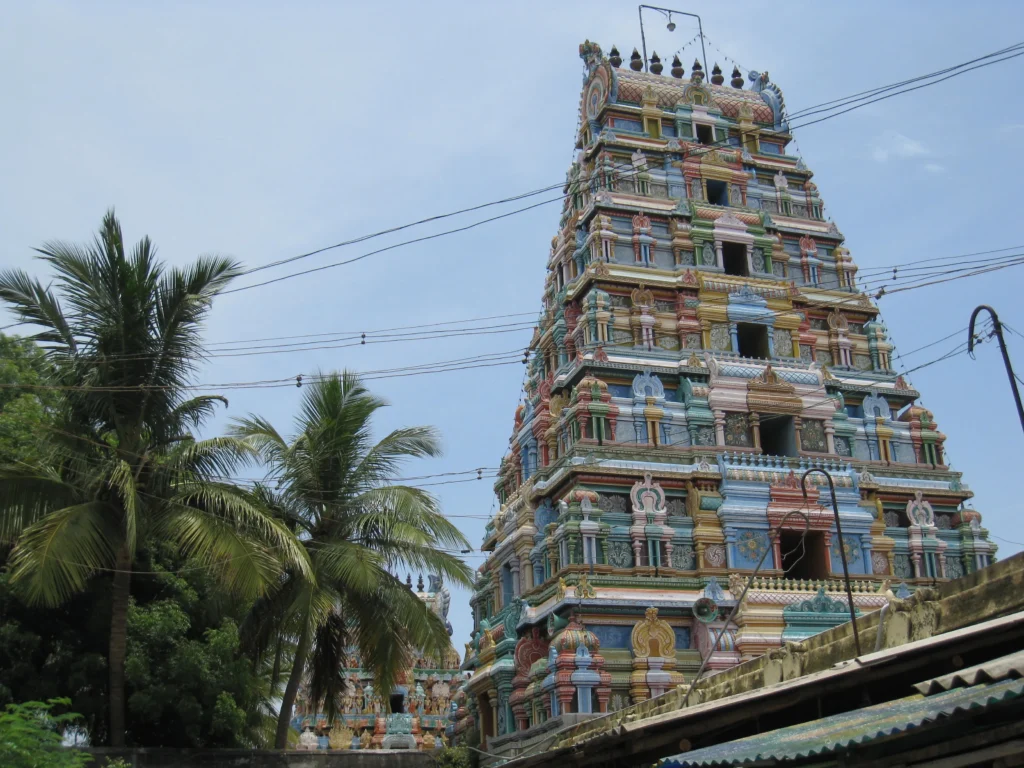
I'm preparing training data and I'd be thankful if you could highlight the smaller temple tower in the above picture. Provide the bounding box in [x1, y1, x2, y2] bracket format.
[292, 573, 464, 751]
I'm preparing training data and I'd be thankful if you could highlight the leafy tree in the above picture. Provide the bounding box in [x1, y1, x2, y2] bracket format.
[120, 542, 282, 747]
[0, 211, 310, 746]
[0, 570, 110, 742]
[231, 372, 474, 748]
[0, 540, 285, 748]
[0, 334, 56, 467]
[0, 698, 92, 768]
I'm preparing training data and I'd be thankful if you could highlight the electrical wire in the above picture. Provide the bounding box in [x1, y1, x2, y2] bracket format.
[0, 348, 528, 392]
[786, 42, 1024, 120]
[8, 243, 1015, 366]
[205, 310, 539, 347]
[1, 263, 1008, 392]
[208, 42, 1024, 295]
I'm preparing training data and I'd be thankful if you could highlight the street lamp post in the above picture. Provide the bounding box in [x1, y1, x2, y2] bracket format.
[801, 468, 863, 657]
[968, 305, 1024, 436]
[637, 5, 709, 76]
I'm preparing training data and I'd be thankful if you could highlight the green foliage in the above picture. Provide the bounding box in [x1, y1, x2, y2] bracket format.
[232, 372, 475, 746]
[0, 698, 92, 768]
[124, 600, 265, 746]
[0, 541, 280, 748]
[0, 211, 311, 745]
[433, 745, 472, 768]
[0, 571, 110, 741]
[0, 334, 56, 467]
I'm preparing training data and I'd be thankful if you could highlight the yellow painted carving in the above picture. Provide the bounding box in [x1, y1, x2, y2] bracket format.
[630, 606, 676, 659]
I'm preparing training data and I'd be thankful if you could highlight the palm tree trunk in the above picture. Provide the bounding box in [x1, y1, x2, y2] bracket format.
[275, 622, 312, 749]
[108, 543, 132, 746]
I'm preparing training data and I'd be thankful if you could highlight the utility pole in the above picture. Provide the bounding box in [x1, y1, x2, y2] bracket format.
[968, 305, 1024, 436]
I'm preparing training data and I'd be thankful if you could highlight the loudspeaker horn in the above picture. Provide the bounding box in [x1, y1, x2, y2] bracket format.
[692, 597, 719, 624]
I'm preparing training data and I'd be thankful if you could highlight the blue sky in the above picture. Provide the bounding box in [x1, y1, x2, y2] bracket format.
[3, 1, 1024, 649]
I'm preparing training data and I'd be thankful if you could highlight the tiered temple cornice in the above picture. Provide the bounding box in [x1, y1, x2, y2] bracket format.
[453, 39, 996, 753]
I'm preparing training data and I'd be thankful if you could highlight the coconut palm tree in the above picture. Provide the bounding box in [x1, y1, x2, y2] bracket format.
[0, 210, 310, 746]
[231, 372, 473, 748]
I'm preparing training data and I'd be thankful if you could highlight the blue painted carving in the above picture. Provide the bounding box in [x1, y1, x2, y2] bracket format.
[893, 553, 913, 579]
[608, 383, 632, 398]
[535, 499, 557, 530]
[671, 543, 695, 569]
[590, 624, 632, 649]
[784, 587, 855, 615]
[862, 389, 892, 421]
[781, 587, 859, 642]
[830, 535, 865, 575]
[703, 576, 727, 602]
[734, 529, 771, 568]
[748, 70, 790, 132]
[632, 368, 666, 400]
[727, 285, 774, 328]
[673, 627, 692, 650]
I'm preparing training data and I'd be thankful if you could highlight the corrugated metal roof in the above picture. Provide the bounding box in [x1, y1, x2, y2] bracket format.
[913, 649, 1024, 695]
[658, 678, 1024, 768]
[503, 611, 1024, 768]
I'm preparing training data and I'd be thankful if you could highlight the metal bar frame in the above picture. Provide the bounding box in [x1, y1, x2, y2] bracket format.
[638, 5, 709, 76]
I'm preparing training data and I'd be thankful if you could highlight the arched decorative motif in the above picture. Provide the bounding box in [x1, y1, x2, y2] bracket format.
[906, 491, 935, 527]
[629, 474, 674, 568]
[630, 607, 676, 659]
[632, 368, 665, 400]
[510, 628, 549, 730]
[862, 390, 891, 420]
[827, 310, 849, 331]
[629, 607, 684, 702]
[630, 473, 666, 514]
[681, 82, 711, 106]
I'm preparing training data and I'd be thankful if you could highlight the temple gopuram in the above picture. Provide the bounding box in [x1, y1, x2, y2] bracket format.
[293, 574, 464, 751]
[452, 42, 996, 752]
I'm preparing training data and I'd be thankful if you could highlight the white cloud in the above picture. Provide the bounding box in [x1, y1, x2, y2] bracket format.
[1000, 123, 1024, 134]
[872, 130, 929, 162]
[923, 163, 946, 173]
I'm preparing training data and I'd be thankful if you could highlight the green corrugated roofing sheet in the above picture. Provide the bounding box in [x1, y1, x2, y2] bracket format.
[658, 678, 1024, 767]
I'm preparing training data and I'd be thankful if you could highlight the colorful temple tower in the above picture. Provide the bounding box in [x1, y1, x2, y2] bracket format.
[293, 573, 464, 751]
[455, 42, 997, 750]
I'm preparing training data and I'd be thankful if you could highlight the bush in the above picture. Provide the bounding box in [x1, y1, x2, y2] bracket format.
[0, 698, 92, 768]
[433, 745, 472, 768]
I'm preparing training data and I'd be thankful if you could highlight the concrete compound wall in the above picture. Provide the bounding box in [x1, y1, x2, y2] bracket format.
[82, 748, 438, 768]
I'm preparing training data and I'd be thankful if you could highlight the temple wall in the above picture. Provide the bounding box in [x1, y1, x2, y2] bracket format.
[82, 748, 437, 768]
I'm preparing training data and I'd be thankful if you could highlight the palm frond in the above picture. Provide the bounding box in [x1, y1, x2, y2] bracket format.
[108, 459, 139, 553]
[167, 394, 228, 431]
[346, 575, 452, 697]
[164, 483, 314, 585]
[228, 415, 290, 469]
[350, 426, 442, 487]
[0, 466, 80, 543]
[0, 269, 77, 350]
[8, 501, 117, 606]
[161, 503, 285, 603]
[311, 540, 385, 594]
[165, 435, 258, 480]
[305, 609, 351, 723]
